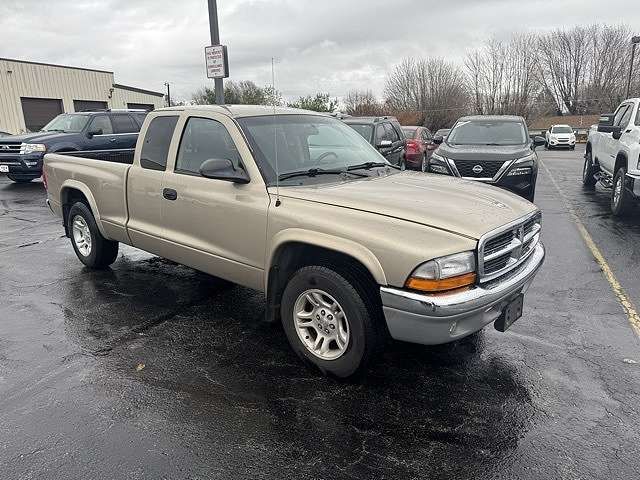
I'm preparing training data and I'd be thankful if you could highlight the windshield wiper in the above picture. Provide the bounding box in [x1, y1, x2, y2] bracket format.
[347, 161, 398, 171]
[278, 168, 367, 181]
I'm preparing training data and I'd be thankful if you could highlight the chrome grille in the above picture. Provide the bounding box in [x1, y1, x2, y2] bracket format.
[478, 211, 541, 282]
[0, 143, 21, 153]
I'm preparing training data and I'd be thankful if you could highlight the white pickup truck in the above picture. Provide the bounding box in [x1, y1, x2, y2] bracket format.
[583, 98, 640, 215]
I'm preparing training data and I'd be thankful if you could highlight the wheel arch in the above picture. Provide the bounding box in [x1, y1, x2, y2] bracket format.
[60, 180, 106, 237]
[614, 152, 628, 174]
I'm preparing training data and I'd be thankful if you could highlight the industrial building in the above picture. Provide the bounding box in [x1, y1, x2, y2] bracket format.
[0, 58, 166, 134]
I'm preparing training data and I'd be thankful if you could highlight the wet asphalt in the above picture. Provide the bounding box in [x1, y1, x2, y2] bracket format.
[1, 146, 639, 479]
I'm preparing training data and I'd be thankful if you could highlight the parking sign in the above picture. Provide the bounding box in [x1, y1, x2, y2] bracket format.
[205, 45, 229, 79]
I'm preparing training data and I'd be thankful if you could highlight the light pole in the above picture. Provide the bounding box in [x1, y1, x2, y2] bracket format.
[164, 82, 171, 107]
[207, 0, 225, 104]
[626, 36, 640, 98]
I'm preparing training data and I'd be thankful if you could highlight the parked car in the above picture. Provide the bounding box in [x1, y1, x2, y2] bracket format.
[0, 109, 148, 183]
[427, 115, 545, 201]
[545, 124, 576, 150]
[402, 126, 437, 171]
[44, 105, 545, 378]
[343, 116, 406, 167]
[433, 128, 451, 141]
[583, 98, 640, 216]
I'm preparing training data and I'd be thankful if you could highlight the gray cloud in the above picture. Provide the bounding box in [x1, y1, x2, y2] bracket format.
[1, 0, 639, 101]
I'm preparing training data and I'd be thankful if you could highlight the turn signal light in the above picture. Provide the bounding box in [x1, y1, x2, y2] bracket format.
[405, 272, 477, 293]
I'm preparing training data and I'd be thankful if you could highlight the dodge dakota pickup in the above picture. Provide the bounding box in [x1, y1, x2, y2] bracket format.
[44, 105, 545, 378]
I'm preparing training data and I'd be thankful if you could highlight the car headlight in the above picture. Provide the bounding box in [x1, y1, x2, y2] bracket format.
[429, 153, 451, 175]
[20, 143, 47, 155]
[405, 251, 476, 293]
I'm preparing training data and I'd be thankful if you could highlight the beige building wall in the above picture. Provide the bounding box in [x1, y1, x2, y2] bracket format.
[0, 58, 165, 134]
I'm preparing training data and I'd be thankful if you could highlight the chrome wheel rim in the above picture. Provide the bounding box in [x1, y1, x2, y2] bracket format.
[72, 215, 92, 257]
[614, 175, 623, 206]
[293, 289, 350, 361]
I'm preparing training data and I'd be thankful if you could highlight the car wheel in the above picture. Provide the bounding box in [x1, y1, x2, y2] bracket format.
[7, 175, 32, 183]
[421, 155, 428, 173]
[582, 150, 597, 190]
[68, 201, 119, 268]
[570, 146, 575, 150]
[611, 166, 633, 217]
[280, 265, 383, 379]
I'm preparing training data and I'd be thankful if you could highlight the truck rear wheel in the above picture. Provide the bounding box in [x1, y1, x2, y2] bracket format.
[68, 202, 119, 269]
[280, 265, 383, 379]
[611, 167, 634, 217]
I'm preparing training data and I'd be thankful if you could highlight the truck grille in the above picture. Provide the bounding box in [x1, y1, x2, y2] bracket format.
[478, 211, 542, 282]
[452, 159, 507, 179]
[0, 143, 21, 154]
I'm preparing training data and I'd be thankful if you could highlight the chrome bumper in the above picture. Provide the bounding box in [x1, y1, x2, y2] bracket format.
[380, 242, 545, 345]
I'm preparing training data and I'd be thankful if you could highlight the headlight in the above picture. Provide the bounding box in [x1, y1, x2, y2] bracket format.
[20, 143, 47, 155]
[514, 153, 535, 164]
[429, 153, 451, 175]
[405, 251, 476, 293]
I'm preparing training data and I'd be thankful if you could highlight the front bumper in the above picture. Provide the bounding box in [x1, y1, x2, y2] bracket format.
[0, 153, 44, 178]
[549, 139, 575, 147]
[380, 242, 545, 345]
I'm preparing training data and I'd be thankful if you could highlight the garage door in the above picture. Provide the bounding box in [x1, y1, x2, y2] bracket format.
[21, 97, 63, 132]
[73, 100, 108, 112]
[127, 103, 155, 111]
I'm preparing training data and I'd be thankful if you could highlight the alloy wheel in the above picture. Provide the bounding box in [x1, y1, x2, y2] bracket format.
[72, 215, 92, 257]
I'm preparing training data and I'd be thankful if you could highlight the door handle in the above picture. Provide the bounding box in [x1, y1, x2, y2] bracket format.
[109, 138, 117, 142]
[163, 188, 177, 201]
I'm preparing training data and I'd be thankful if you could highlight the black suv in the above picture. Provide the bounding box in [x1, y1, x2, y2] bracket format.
[427, 115, 545, 201]
[0, 109, 148, 183]
[343, 116, 406, 166]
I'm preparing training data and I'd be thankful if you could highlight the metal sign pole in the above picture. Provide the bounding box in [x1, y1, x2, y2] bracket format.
[207, 0, 225, 105]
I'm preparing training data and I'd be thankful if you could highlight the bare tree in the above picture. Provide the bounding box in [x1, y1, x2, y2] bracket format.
[343, 90, 386, 116]
[384, 58, 468, 130]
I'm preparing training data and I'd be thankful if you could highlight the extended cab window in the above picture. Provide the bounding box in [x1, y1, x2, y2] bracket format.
[111, 114, 139, 133]
[176, 117, 242, 175]
[140, 115, 179, 171]
[90, 115, 113, 135]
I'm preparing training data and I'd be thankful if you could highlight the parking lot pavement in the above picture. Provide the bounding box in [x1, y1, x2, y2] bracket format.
[1, 154, 639, 480]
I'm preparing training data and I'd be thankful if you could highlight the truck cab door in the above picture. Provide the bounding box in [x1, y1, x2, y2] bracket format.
[85, 115, 117, 151]
[601, 103, 633, 174]
[160, 114, 269, 290]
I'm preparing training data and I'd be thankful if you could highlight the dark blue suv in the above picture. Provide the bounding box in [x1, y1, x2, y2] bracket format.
[0, 109, 147, 183]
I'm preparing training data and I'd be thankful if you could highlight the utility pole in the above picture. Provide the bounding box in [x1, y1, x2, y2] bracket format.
[626, 36, 640, 98]
[164, 82, 171, 107]
[207, 0, 225, 104]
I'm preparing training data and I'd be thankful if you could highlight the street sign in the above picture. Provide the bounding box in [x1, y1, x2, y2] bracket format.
[205, 45, 229, 79]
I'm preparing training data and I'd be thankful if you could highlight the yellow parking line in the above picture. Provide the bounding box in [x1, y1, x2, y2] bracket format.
[539, 159, 640, 339]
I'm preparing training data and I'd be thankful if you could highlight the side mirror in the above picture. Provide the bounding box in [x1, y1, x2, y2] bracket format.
[199, 158, 249, 184]
[87, 128, 102, 138]
[532, 136, 546, 149]
[433, 135, 444, 145]
[377, 140, 393, 148]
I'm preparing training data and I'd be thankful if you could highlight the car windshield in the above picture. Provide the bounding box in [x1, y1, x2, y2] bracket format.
[447, 120, 526, 146]
[345, 123, 373, 142]
[42, 114, 90, 133]
[402, 127, 417, 138]
[238, 115, 389, 185]
[552, 126, 573, 134]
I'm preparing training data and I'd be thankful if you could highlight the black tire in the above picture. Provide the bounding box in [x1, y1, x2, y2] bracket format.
[421, 154, 428, 173]
[7, 175, 33, 183]
[570, 146, 575, 150]
[611, 166, 634, 217]
[280, 265, 383, 379]
[582, 150, 597, 190]
[524, 186, 536, 203]
[68, 202, 119, 269]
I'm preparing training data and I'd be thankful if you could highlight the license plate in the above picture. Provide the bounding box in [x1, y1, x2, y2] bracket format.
[0, 165, 8, 173]
[494, 294, 524, 332]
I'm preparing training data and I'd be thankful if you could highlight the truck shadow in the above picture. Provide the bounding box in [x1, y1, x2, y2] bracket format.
[61, 255, 533, 479]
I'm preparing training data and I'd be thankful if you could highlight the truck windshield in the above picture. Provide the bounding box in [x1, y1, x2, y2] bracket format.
[42, 114, 90, 133]
[237, 115, 389, 185]
[447, 120, 527, 146]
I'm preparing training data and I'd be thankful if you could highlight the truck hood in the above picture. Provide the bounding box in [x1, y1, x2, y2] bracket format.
[0, 131, 73, 144]
[276, 172, 537, 240]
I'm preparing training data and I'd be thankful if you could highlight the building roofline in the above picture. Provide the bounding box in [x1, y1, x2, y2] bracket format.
[113, 83, 164, 97]
[0, 57, 113, 74]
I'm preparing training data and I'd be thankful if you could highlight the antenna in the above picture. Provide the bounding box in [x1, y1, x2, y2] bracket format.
[272, 57, 281, 206]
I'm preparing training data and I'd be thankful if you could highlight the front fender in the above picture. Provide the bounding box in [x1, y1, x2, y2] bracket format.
[266, 228, 388, 291]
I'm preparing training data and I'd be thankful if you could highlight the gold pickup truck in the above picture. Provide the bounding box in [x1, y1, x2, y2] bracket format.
[44, 105, 545, 378]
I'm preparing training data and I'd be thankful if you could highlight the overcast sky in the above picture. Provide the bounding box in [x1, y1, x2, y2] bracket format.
[1, 0, 639, 102]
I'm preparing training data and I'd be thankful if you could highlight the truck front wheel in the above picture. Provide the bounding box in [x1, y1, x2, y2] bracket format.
[68, 202, 119, 269]
[280, 266, 383, 378]
[582, 151, 597, 189]
[611, 167, 634, 217]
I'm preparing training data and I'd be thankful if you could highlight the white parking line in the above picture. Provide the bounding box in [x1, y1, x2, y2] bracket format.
[539, 159, 640, 339]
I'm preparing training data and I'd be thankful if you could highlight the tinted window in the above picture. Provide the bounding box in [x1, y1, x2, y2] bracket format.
[111, 114, 139, 134]
[133, 113, 148, 127]
[176, 117, 242, 175]
[402, 127, 417, 138]
[617, 105, 633, 128]
[636, 107, 640, 126]
[345, 124, 373, 142]
[375, 125, 386, 144]
[383, 123, 399, 142]
[613, 104, 631, 126]
[447, 121, 526, 146]
[90, 115, 113, 134]
[140, 115, 178, 171]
